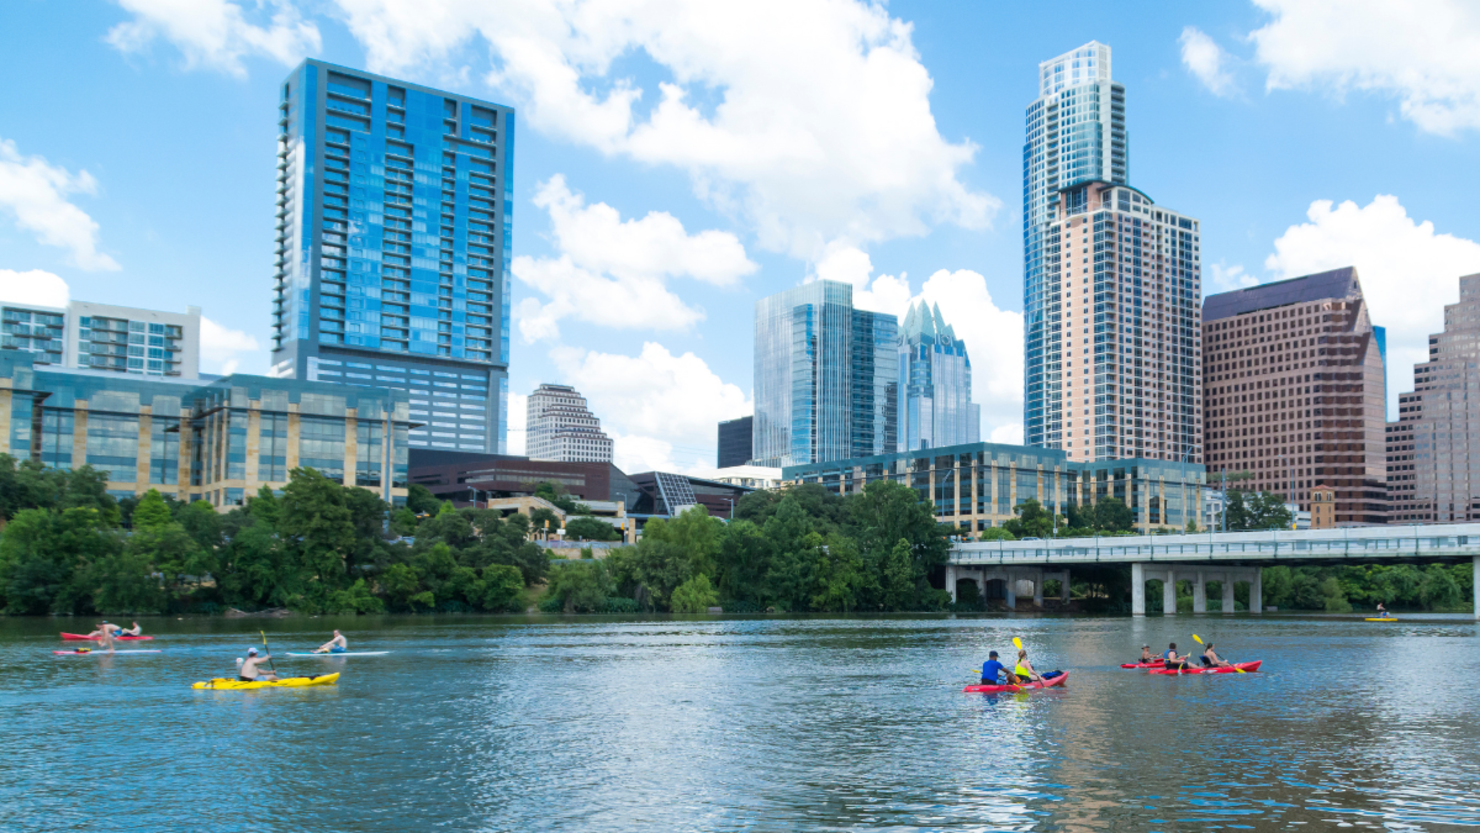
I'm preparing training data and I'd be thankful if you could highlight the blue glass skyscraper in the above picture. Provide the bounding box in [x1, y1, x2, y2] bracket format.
[898, 300, 979, 452]
[271, 60, 512, 453]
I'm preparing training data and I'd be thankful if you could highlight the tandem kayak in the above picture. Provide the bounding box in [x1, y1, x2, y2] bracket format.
[284, 651, 390, 657]
[1120, 661, 1167, 669]
[61, 632, 153, 641]
[964, 671, 1070, 693]
[1148, 660, 1262, 675]
[193, 673, 340, 690]
[54, 649, 161, 655]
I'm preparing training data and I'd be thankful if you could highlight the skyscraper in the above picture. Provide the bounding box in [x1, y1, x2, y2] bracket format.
[1387, 273, 1480, 523]
[898, 300, 979, 451]
[1024, 42, 1126, 448]
[716, 416, 753, 468]
[752, 281, 897, 467]
[270, 59, 513, 453]
[526, 383, 613, 463]
[1203, 267, 1388, 524]
[1, 300, 200, 378]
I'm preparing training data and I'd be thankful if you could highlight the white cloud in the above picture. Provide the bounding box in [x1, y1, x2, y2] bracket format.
[809, 242, 912, 315]
[1249, 0, 1480, 134]
[200, 316, 261, 374]
[0, 269, 71, 308]
[1263, 194, 1480, 411]
[506, 391, 528, 456]
[1207, 260, 1257, 292]
[0, 139, 119, 271]
[106, 0, 321, 76]
[1179, 26, 1235, 97]
[513, 175, 753, 343]
[332, 0, 997, 258]
[550, 342, 750, 473]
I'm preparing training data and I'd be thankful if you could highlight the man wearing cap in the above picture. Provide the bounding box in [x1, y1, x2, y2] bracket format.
[981, 651, 1015, 686]
[238, 648, 279, 682]
[1138, 644, 1157, 664]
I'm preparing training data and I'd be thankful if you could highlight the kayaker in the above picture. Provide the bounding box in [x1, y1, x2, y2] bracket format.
[314, 630, 348, 654]
[981, 651, 1011, 685]
[1138, 644, 1156, 664]
[1014, 649, 1042, 683]
[238, 648, 279, 682]
[1163, 642, 1189, 671]
[1200, 643, 1232, 668]
[116, 622, 142, 637]
[1376, 603, 1389, 619]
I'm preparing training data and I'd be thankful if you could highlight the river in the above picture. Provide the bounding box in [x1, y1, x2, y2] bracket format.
[2, 614, 1477, 832]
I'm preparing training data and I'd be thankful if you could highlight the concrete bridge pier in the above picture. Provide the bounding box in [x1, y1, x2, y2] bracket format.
[1032, 570, 1044, 608]
[1222, 575, 1236, 614]
[1192, 571, 1207, 614]
[1162, 570, 1177, 616]
[1474, 556, 1479, 620]
[1132, 563, 1146, 616]
[1250, 569, 1263, 614]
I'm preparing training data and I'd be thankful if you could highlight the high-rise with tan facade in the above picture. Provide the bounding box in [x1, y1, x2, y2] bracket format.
[1387, 273, 1480, 522]
[1203, 267, 1388, 525]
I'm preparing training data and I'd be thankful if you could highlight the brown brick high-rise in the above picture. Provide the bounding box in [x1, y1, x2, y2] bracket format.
[1202, 267, 1388, 525]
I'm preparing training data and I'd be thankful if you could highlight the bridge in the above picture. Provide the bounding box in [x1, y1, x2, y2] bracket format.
[945, 523, 1480, 618]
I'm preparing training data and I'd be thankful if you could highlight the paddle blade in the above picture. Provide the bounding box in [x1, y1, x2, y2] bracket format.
[1013, 637, 1023, 651]
[1192, 634, 1204, 645]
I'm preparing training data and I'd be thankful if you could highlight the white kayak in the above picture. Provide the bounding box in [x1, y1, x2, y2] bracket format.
[54, 649, 162, 655]
[284, 651, 391, 657]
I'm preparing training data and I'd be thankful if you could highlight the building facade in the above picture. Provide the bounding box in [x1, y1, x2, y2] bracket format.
[784, 440, 1204, 536]
[1046, 181, 1202, 464]
[270, 59, 512, 454]
[717, 415, 752, 467]
[526, 383, 612, 463]
[2, 300, 200, 378]
[898, 301, 980, 451]
[1387, 273, 1480, 522]
[1203, 267, 1388, 525]
[752, 281, 897, 467]
[1, 350, 412, 508]
[1024, 41, 1127, 449]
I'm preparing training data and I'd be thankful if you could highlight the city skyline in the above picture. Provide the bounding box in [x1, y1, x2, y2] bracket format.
[5, 3, 1480, 476]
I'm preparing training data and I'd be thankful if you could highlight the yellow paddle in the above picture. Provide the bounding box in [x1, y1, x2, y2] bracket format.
[1192, 633, 1244, 673]
[260, 630, 278, 674]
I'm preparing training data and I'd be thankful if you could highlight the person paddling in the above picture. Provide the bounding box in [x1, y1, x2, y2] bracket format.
[1376, 603, 1390, 619]
[238, 648, 279, 682]
[314, 630, 348, 654]
[981, 651, 1014, 686]
[1200, 642, 1232, 668]
[1163, 642, 1189, 671]
[1014, 649, 1043, 683]
[116, 622, 142, 637]
[1138, 644, 1156, 664]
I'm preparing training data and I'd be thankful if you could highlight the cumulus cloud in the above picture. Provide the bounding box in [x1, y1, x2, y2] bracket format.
[912, 269, 1024, 444]
[106, 0, 321, 76]
[1263, 194, 1480, 411]
[1207, 261, 1257, 292]
[1179, 26, 1236, 96]
[0, 139, 119, 271]
[200, 316, 261, 375]
[331, 0, 997, 258]
[1249, 0, 1480, 134]
[550, 342, 750, 473]
[0, 269, 71, 308]
[809, 242, 912, 315]
[513, 175, 753, 343]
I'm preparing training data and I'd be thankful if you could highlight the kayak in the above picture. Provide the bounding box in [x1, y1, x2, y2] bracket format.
[964, 671, 1070, 693]
[54, 649, 162, 655]
[192, 673, 340, 690]
[1148, 660, 1262, 675]
[61, 632, 153, 641]
[1365, 618, 1398, 622]
[284, 651, 390, 657]
[1120, 661, 1167, 669]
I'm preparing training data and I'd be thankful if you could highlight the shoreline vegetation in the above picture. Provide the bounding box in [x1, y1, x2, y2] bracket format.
[0, 454, 1472, 617]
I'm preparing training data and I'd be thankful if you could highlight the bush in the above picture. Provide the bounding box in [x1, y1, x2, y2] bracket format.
[670, 573, 719, 613]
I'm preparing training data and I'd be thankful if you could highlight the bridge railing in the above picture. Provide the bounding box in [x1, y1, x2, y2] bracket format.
[949, 523, 1480, 565]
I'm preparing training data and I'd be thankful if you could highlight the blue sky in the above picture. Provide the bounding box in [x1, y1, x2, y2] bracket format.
[3, 0, 1480, 472]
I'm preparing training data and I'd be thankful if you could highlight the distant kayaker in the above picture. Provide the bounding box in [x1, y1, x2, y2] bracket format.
[1014, 649, 1043, 683]
[981, 651, 1011, 685]
[116, 622, 142, 637]
[314, 630, 348, 654]
[1138, 644, 1155, 664]
[1200, 643, 1232, 668]
[238, 648, 279, 682]
[1376, 603, 1389, 619]
[1163, 642, 1189, 671]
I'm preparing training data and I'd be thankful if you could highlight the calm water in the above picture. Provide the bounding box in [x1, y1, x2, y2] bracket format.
[2, 613, 1478, 832]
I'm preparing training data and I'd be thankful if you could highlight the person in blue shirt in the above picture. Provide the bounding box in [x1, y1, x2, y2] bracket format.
[981, 650, 1015, 685]
[1163, 642, 1189, 671]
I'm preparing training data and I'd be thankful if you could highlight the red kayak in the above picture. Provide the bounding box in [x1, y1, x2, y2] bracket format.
[1120, 661, 1167, 669]
[964, 671, 1070, 693]
[1148, 660, 1262, 675]
[61, 632, 153, 641]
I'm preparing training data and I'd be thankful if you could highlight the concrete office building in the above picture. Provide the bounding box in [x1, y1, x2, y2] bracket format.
[752, 280, 897, 467]
[717, 415, 752, 468]
[2, 300, 200, 378]
[1, 350, 412, 508]
[1203, 267, 1388, 525]
[1387, 273, 1480, 522]
[784, 441, 1204, 535]
[1049, 181, 1203, 464]
[269, 59, 513, 454]
[898, 301, 980, 451]
[1024, 41, 1127, 449]
[526, 383, 612, 463]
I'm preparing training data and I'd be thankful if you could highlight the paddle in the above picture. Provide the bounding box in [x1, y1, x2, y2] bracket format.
[260, 630, 278, 674]
[1192, 633, 1244, 673]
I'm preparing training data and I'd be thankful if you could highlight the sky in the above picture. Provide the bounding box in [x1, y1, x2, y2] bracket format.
[3, 0, 1480, 475]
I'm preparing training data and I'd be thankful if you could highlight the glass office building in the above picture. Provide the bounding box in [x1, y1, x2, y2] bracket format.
[271, 59, 512, 454]
[1023, 42, 1126, 448]
[752, 281, 897, 467]
[898, 300, 980, 452]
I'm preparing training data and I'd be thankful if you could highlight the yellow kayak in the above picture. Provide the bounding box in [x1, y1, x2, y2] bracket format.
[192, 672, 340, 690]
[1365, 618, 1398, 622]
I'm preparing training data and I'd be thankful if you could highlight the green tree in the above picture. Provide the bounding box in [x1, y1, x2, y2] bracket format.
[715, 519, 768, 606]
[1002, 498, 1061, 538]
[130, 489, 174, 531]
[545, 560, 613, 612]
[809, 535, 866, 612]
[978, 527, 1015, 541]
[405, 483, 442, 516]
[478, 564, 526, 612]
[879, 538, 917, 610]
[533, 481, 584, 514]
[276, 468, 357, 595]
[670, 573, 720, 613]
[0, 507, 122, 615]
[529, 507, 562, 536]
[564, 516, 621, 542]
[1093, 497, 1134, 532]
